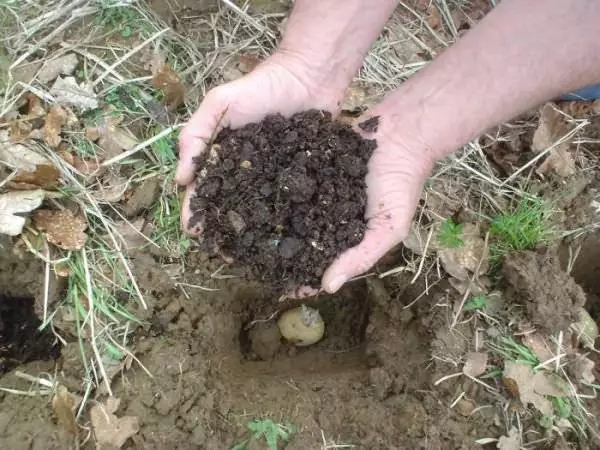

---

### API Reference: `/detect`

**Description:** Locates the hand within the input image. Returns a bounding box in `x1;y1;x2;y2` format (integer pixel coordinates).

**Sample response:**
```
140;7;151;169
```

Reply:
176;54;345;236
321;114;437;293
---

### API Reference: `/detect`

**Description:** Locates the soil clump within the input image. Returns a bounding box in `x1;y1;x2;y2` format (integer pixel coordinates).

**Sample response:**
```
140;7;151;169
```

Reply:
189;109;377;289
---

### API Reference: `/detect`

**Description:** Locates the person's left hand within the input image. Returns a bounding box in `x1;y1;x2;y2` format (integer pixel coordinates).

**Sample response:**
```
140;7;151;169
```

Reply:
320;113;436;293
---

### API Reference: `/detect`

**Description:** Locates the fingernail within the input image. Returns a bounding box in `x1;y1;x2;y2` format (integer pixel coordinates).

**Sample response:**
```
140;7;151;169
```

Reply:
327;274;348;293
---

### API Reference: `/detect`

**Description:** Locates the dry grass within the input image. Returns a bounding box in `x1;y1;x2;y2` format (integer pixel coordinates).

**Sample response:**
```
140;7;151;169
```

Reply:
1;0;599;446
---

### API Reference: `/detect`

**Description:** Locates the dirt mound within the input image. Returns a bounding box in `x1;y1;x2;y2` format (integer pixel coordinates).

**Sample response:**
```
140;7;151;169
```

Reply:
189;109;376;289
502;248;587;332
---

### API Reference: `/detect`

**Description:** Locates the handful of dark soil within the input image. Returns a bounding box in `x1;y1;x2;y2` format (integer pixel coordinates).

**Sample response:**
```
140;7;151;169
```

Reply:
188;109;377;289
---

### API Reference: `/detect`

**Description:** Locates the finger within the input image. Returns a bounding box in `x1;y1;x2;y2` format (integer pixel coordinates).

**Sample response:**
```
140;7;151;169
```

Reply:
176;90;228;186
181;182;204;236
321;224;402;294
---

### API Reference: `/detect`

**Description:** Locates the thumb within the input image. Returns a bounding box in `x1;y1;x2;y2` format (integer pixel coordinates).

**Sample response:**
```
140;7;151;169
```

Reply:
321;223;402;294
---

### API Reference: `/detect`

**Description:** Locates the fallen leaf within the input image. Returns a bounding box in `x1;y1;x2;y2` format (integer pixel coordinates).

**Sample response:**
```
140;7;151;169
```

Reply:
33;209;87;250
238;54;261;73
503;361;552;415
52;384;77;436
426;5;442;28
522;334;554;363
90;397;139;448
0;130;51;171
25;93;46;117
0;190;45;236
532;371;570;397
92;172;128;203
9;120;33;143
53;261;71;277
50;76;98;111
73;156;102;176
572;354;595;384
85;114;138;159
44;105;67;147
438;223;489;280
37;53;79;84
151;65;184;110
497;427;521;450
463;352;488;377
112;217;147;251
8;164;61;190
532;103;575;177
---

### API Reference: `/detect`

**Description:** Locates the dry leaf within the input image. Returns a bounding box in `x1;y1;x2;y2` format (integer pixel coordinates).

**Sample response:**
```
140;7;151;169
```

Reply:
112;218;147;252
572;354;595;384
151;65;184;110
0;190;45;236
26;93;46;117
0;130;51;171
38;53;79;84
9;164;61;190
9;120;33;143
426;5;442;28
463;352;488;377
92;172;128;203
532;371;570;397
33;209;87;250
532;103;575;177
522;333;554;363
73;156;102;176
85;114;138;159
44;105;67;147
497;427;521;450
50;76;99;111
238;54;261;73
52;384;77;436
503;361;552;415
90;397;139;449
438;223;489;280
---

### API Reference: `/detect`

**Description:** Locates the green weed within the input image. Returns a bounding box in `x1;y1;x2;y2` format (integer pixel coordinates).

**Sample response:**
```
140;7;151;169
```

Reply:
463;295;488;311
488;196;552;264
438;218;464;248
152;193;191;257
95;3;144;39
232;419;296;450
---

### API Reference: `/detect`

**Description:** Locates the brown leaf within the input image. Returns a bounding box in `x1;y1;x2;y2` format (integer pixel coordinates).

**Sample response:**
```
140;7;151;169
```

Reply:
44;105;67;148
33;209;87;250
26;93;46;117
38;53;79;84
9;120;33;143
532;103;575;177
463;351;488;377
426;5;442;28
503;361;552;415
438;223;489;280
52;384;77;436
238;54;261;73
572;354;595;384
85;114;138;159
90;397;139;448
151;65;185;110
522;333;553;363
8;164;61;190
73;156;102;176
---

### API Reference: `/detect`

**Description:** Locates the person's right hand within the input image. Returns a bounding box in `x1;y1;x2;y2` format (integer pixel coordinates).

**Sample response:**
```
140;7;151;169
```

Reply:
176;55;345;236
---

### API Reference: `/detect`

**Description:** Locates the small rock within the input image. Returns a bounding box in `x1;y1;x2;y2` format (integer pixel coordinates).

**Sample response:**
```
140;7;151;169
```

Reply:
455;398;476;417
227;210;246;234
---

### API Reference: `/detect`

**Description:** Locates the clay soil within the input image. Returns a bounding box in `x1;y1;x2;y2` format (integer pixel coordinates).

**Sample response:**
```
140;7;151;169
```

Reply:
189;109;376;290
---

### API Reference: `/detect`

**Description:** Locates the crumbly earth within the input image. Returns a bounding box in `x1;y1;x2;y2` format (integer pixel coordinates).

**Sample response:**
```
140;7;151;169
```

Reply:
188;109;376;289
501;248;587;333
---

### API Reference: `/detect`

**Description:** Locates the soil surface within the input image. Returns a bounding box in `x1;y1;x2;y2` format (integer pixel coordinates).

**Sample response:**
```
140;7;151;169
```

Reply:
189;109;376;290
